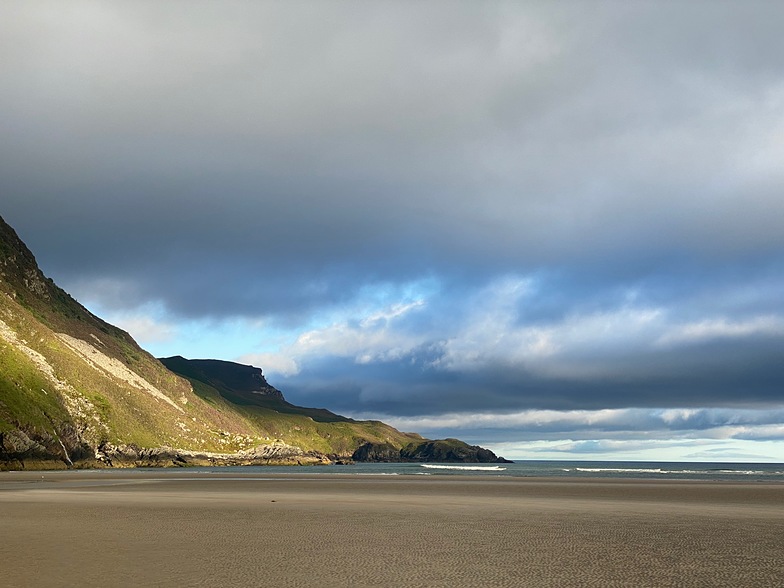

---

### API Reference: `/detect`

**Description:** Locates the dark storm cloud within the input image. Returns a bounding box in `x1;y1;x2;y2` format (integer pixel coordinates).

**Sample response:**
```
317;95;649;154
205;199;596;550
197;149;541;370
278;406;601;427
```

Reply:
4;2;783;306
278;332;784;416
2;2;784;436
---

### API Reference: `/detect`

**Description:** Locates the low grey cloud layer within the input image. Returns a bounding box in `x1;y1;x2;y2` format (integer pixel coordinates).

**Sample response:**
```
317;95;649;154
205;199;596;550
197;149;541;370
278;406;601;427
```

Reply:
2;2;783;459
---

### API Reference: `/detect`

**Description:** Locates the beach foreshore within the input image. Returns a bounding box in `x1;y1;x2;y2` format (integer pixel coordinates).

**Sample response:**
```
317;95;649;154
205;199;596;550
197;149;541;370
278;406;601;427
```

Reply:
1;471;782;587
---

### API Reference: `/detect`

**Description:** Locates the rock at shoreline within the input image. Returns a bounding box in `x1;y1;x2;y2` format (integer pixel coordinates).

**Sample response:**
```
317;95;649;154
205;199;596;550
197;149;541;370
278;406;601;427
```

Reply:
353;438;511;464
96;441;329;468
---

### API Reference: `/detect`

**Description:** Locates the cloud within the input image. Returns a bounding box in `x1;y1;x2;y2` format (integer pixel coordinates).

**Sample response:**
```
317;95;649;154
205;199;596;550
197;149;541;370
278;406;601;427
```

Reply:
370;407;784;441
481;438;784;463
4;3;784;323
242;273;784;415
2;3;784;456
110;314;176;345
656;316;784;347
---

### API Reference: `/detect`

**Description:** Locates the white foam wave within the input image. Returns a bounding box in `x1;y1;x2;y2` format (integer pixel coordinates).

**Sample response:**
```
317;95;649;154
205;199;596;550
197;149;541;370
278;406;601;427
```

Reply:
575;467;771;475
714;469;766;475
421;464;507;471
576;467;706;474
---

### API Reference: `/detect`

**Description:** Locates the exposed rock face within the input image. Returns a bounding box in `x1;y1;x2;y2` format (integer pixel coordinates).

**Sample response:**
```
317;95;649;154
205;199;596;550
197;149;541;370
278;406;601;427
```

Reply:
352;442;401;462
96;441;328;468
0;426;96;470
353;439;512;464
0;429;54;463
0;216;53;302
401;439;512;463
240;441;306;461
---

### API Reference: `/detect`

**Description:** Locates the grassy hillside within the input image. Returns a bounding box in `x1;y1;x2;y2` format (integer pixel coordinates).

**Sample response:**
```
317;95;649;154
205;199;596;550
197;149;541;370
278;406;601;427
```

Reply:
160;356;422;457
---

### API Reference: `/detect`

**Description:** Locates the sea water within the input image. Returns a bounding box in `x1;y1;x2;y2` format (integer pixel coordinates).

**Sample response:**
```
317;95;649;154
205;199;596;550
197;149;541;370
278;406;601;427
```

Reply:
45;460;783;481
322;460;784;481
160;460;784;481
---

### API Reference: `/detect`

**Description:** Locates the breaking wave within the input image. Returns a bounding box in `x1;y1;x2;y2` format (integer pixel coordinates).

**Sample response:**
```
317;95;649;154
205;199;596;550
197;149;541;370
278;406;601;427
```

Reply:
421;464;507;471
576;467;684;474
572;467;775;475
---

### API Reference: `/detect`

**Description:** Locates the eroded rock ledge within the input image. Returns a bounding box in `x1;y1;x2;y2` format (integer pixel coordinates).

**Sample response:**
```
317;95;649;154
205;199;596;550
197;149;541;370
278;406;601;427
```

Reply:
96;441;331;468
0;430;331;470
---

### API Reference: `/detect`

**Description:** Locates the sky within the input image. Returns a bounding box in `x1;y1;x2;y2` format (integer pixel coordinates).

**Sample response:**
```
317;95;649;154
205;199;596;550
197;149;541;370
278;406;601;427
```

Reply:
2;1;783;461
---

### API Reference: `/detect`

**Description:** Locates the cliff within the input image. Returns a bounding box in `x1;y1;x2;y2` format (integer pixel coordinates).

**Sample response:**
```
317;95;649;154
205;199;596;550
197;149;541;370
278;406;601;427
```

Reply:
0;214;508;469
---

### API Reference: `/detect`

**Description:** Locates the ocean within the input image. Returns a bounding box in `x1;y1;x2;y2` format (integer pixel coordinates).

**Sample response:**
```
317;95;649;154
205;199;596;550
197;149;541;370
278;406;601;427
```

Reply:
158;460;784;481
324;460;784;481
34;461;782;481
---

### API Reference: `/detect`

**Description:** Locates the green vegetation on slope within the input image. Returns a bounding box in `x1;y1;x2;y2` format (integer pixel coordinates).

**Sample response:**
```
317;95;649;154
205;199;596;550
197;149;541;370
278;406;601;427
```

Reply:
160;356;424;456
0;342;70;435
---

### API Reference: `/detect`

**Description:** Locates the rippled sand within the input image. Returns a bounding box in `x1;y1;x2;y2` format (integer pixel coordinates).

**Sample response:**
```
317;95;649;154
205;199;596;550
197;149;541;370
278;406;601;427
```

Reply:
1;471;782;587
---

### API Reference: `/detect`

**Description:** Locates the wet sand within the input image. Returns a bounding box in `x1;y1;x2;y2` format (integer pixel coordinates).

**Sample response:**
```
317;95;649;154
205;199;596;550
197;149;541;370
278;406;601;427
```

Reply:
1;471;782;587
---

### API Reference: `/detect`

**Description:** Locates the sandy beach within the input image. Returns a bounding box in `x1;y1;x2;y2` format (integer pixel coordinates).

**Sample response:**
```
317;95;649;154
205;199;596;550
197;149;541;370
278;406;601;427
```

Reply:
1;471;782;587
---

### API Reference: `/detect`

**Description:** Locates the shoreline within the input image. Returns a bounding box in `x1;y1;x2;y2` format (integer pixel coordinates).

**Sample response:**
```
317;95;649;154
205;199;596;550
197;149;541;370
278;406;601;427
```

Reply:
2;472;783;587
3;467;784;482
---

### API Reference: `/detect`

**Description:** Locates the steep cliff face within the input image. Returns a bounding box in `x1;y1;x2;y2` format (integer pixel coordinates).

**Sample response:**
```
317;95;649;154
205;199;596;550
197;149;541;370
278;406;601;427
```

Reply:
160;356;284;401
160;356;356;424
0;214;507;469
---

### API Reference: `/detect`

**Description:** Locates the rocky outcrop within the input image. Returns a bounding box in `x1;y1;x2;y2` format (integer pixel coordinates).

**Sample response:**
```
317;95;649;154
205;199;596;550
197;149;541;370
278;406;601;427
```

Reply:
352;442;401;462
0;427;98;471
0;429;59;467
353;439;511;464
96;441;329;468
401;439;512;463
